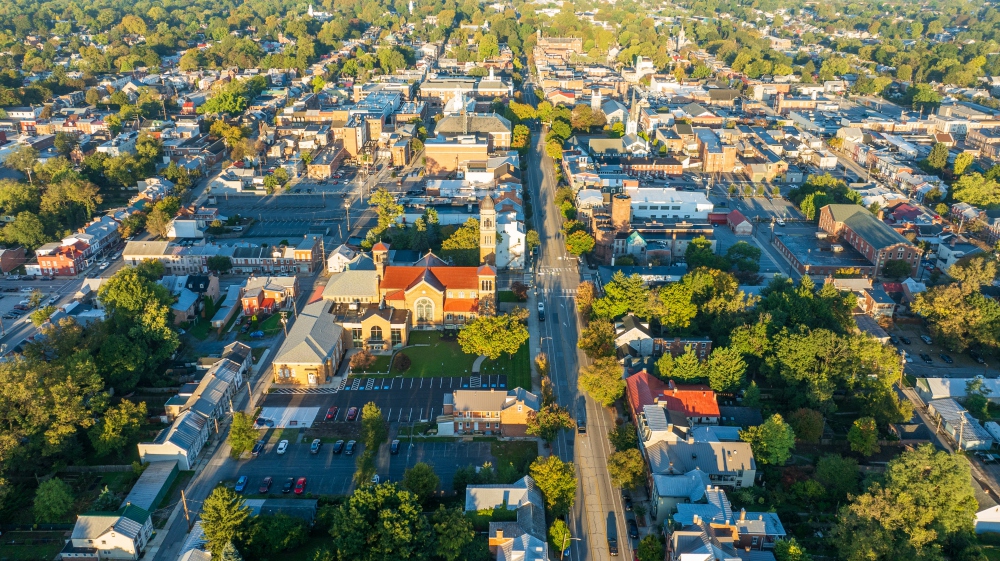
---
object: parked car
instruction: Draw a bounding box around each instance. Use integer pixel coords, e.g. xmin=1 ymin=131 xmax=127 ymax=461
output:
xmin=345 ymin=440 xmax=357 ymax=455
xmin=390 ymin=439 xmax=400 ymax=455
xmin=252 ymin=440 xmax=266 ymax=457
xmin=294 ymin=477 xmax=307 ymax=495
xmin=889 ymin=336 xmax=899 ymax=345
xmin=249 ymin=330 xmax=265 ymax=339
xmin=621 ymin=490 xmax=632 ymax=511
xmin=920 ymin=335 xmax=933 ymax=344
xmin=940 ymin=354 xmax=954 ymax=364
xmin=971 ymin=350 xmax=986 ymax=364
xmin=276 ymin=439 xmax=289 ymax=454
xmin=920 ymin=354 xmax=933 ymax=364
xmin=899 ymin=336 xmax=912 ymax=345
xmin=901 ymin=351 xmax=913 ymax=363
xmin=326 ymin=406 xmax=339 ymax=420
xmin=282 ymin=477 xmax=295 ymax=493
xmin=234 ymin=476 xmax=248 ymax=493
xmin=627 ymin=519 xmax=639 ymax=539
xmin=346 ymin=407 xmax=359 ymax=421
xmin=537 ymin=301 xmax=545 ymax=322
xmin=310 ymin=439 xmax=322 ymax=454
xmin=258 ymin=477 xmax=272 ymax=493
xmin=333 ymin=439 xmax=345 ymax=454
xmin=371 ymin=474 xmax=380 ymax=485
xmin=608 ymin=537 xmax=619 ymax=556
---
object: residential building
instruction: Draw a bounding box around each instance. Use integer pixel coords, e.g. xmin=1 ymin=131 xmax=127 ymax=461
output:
xmin=241 ymin=276 xmax=299 ymax=315
xmin=440 ymin=387 xmax=540 ymax=436
xmin=465 ymin=476 xmax=548 ymax=561
xmin=0 ymin=247 xmax=25 ymax=273
xmin=614 ymin=315 xmax=713 ymax=361
xmin=271 ymin=300 xmax=349 ymax=385
xmin=696 ymin=128 xmax=737 ymax=173
xmin=926 ymin=398 xmax=994 ymax=450
xmin=647 ymin=435 xmax=756 ymax=489
xmin=60 ymin=505 xmax=153 ymax=561
xmin=37 ymin=242 xmax=87 ymax=276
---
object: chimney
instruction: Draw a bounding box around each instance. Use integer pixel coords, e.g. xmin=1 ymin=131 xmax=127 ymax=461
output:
xmin=692 ymin=514 xmax=701 ymax=525
xmin=739 ymin=508 xmax=746 ymax=521
xmin=496 ymin=529 xmax=503 ymax=540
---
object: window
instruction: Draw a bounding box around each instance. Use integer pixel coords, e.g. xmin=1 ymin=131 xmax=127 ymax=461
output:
xmin=638 ymin=205 xmax=648 ymax=210
xmin=415 ymin=298 xmax=434 ymax=322
xmin=649 ymin=205 xmax=658 ymax=210
xmin=672 ymin=205 xmax=681 ymax=210
xmin=517 ymin=405 xmax=522 ymax=412
xmin=391 ymin=329 xmax=402 ymax=346
xmin=752 ymin=537 xmax=759 ymax=546
xmin=459 ymin=291 xmax=464 ymax=298
xmin=446 ymin=313 xmax=453 ymax=320
xmin=352 ymin=328 xmax=363 ymax=345
xmin=447 ymin=291 xmax=452 ymax=297
xmin=370 ymin=326 xmax=383 ymax=341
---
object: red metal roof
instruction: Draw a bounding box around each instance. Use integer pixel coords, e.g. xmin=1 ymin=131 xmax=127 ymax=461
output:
xmin=625 ymin=370 xmax=721 ymax=421
xmin=380 ymin=266 xmax=481 ymax=291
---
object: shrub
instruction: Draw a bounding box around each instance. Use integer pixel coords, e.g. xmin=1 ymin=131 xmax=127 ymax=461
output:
xmin=350 ymin=350 xmax=376 ymax=370
xmin=510 ymin=281 xmax=528 ymax=301
xmin=393 ymin=352 xmax=411 ymax=372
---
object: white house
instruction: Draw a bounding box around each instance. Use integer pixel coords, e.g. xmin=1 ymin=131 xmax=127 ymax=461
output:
xmin=977 ymin=506 xmax=1000 ymax=534
xmin=60 ymin=504 xmax=153 ymax=561
xmin=495 ymin=217 xmax=526 ymax=269
xmin=327 ymin=244 xmax=359 ymax=273
xmin=136 ymin=409 xmax=210 ymax=470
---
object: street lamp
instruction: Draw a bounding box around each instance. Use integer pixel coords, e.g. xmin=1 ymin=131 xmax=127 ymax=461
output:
xmin=345 ymin=201 xmax=351 ymax=231
xmin=560 ymin=535 xmax=581 ymax=560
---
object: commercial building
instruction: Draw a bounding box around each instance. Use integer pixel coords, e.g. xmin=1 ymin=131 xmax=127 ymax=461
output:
xmin=818 ymin=204 xmax=921 ymax=278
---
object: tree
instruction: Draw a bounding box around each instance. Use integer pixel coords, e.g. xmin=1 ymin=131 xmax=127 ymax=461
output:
xmin=361 ymin=402 xmax=388 ymax=449
xmin=564 ymin=230 xmax=595 ymax=256
xmin=964 ymin=378 xmax=991 ymax=420
xmin=54 ymin=132 xmax=78 ymax=158
xmin=607 ymin=448 xmax=646 ymax=490
xmin=577 ymin=319 xmax=616 ymax=359
xmin=834 ymin=444 xmax=978 ymax=561
xmin=685 ymin=236 xmax=728 ymax=270
xmin=229 ymin=412 xmax=259 ymax=458
xmin=526 ymin=230 xmax=540 ymax=252
xmin=329 ymin=483 xmax=432 ymax=560
xmin=609 ymin=423 xmax=639 ymax=451
xmin=432 ymin=506 xmax=475 ymax=561
xmin=90 ymin=400 xmax=147 ymax=457
xmin=952 ymin=173 xmax=1000 ymax=208
xmin=591 ymin=272 xmax=648 ymax=320
xmin=201 ymin=487 xmax=250 ymax=555
xmin=953 ymin=152 xmax=975 ymax=176
xmin=815 ymin=454 xmax=860 ymax=502
xmin=4 ymin=145 xmax=39 ymax=184
xmin=29 ymin=305 xmax=56 ymax=326
xmin=549 ymin=519 xmax=572 ymax=556
xmin=576 ymin=281 xmax=596 ymax=318
xmin=787 ymin=408 xmax=824 ymax=444
xmin=882 ymin=259 xmax=912 ymax=280
xmin=220 ymin=541 xmax=244 ymax=561
xmin=925 ymin=142 xmax=949 ymax=171
xmin=743 ymin=380 xmax=762 ymax=408
xmin=847 ymin=416 xmax=880 ymax=456
xmin=207 ymin=255 xmax=233 ymax=275
xmin=529 ymin=455 xmax=577 ymax=517
xmin=706 ymin=347 xmax=746 ymax=392
xmin=637 ymin=534 xmax=665 ymax=561
xmin=527 ymin=403 xmax=574 ymax=442
xmin=34 ymin=477 xmax=74 ymax=522
xmin=655 ymin=348 xmax=705 ymax=382
xmin=439 ymin=217 xmax=480 ymax=265
xmin=740 ymin=413 xmax=795 ymax=465
xmin=402 ymin=462 xmax=439 ymax=505
xmin=243 ymin=514 xmax=309 ymax=559
xmin=145 ymin=206 xmax=172 ymax=238
xmin=774 ymin=538 xmax=812 ymax=561
xmin=369 ymin=187 xmax=404 ymax=233
xmin=458 ymin=314 xmax=529 ymax=360
xmin=579 ymin=357 xmax=626 ymax=407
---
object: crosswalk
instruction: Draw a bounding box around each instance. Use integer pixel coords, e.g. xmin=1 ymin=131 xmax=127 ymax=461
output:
xmin=538 ymin=288 xmax=578 ymax=296
xmin=270 ymin=387 xmax=340 ymax=395
xmin=271 ymin=375 xmax=510 ymax=395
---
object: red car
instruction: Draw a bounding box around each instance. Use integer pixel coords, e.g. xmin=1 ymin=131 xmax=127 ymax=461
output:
xmin=258 ymin=477 xmax=272 ymax=494
xmin=346 ymin=407 xmax=359 ymax=421
xmin=294 ymin=477 xmax=307 ymax=495
xmin=325 ymin=406 xmax=338 ymax=420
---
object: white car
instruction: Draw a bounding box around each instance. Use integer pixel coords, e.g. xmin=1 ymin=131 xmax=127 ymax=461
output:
xmin=901 ymin=351 xmax=913 ymax=363
xmin=276 ymin=440 xmax=289 ymax=454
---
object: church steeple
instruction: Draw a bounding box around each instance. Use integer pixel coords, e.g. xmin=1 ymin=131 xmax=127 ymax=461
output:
xmin=479 ymin=195 xmax=496 ymax=266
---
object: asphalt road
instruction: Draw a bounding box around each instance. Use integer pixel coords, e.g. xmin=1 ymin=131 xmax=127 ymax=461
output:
xmin=524 ymin=81 xmax=634 ymax=561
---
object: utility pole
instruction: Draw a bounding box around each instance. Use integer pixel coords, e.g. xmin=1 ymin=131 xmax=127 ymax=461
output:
xmin=280 ymin=311 xmax=289 ymax=336
xmin=181 ymin=490 xmax=192 ymax=531
xmin=958 ymin=416 xmax=966 ymax=452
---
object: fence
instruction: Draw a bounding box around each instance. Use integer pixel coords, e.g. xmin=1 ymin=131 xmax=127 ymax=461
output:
xmin=61 ymin=465 xmax=133 ymax=473
xmin=0 ymin=523 xmax=73 ymax=531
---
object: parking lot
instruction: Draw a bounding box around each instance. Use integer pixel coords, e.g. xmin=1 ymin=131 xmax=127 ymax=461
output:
xmin=0 ymin=288 xmax=59 ymax=324
xmin=892 ymin=325 xmax=994 ymax=378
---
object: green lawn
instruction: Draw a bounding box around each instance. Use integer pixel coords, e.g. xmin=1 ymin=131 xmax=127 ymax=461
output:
xmin=188 ymin=320 xmax=213 ymax=340
xmin=258 ymin=313 xmax=283 ymax=333
xmin=491 ymin=440 xmax=538 ymax=477
xmin=498 ymin=290 xmax=525 ymax=303
xmin=394 ymin=331 xmax=478 ymax=377
xmin=0 ymin=532 xmax=65 ymax=561
xmin=480 ymin=342 xmax=532 ymax=390
xmin=353 ymin=354 xmax=392 ymax=375
xmin=251 ymin=347 xmax=267 ymax=362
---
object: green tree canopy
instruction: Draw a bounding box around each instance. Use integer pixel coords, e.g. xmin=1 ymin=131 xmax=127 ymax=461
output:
xmin=34 ymin=477 xmax=74 ymax=522
xmin=329 ymin=483 xmax=432 ymax=560
xmin=526 ymin=403 xmax=574 ymax=442
xmin=579 ymin=357 xmax=627 ymax=407
xmin=529 ymin=455 xmax=577 ymax=517
xmin=200 ymin=487 xmax=250 ymax=555
xmin=402 ymin=462 xmax=439 ymax=506
xmin=740 ymin=413 xmax=795 ymax=465
xmin=458 ymin=314 xmax=529 ymax=360
xmin=607 ymin=448 xmax=646 ymax=490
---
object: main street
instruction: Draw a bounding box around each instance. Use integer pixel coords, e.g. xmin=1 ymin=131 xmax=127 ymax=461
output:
xmin=525 ymin=82 xmax=633 ymax=561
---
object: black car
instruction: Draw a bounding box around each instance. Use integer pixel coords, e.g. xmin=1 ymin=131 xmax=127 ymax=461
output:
xmin=889 ymin=336 xmax=899 ymax=345
xmin=251 ymin=440 xmax=266 ymax=457
xmin=608 ymin=537 xmax=619 ymax=556
xmin=282 ymin=477 xmax=295 ymax=493
xmin=332 ymin=439 xmax=345 ymax=454
xmin=627 ymin=519 xmax=639 ymax=539
xmin=920 ymin=353 xmax=933 ymax=364
xmin=390 ymin=439 xmax=400 ymax=455
xmin=622 ymin=491 xmax=632 ymax=511
xmin=971 ymin=350 xmax=986 ymax=364
xmin=940 ymin=354 xmax=954 ymax=364
xmin=899 ymin=336 xmax=912 ymax=345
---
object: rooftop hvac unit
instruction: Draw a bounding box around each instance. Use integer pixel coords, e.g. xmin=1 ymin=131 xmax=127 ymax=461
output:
xmin=831 ymin=244 xmax=844 ymax=252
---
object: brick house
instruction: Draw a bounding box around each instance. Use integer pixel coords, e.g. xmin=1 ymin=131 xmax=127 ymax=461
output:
xmin=818 ymin=204 xmax=921 ymax=278
xmin=0 ymin=247 xmax=25 ymax=273
xmin=443 ymin=388 xmax=540 ymax=436
xmin=241 ymin=276 xmax=298 ymax=315
xmin=37 ymin=242 xmax=88 ymax=276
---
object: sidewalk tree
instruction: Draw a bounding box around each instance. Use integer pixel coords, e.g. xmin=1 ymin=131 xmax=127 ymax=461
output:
xmin=740 ymin=413 xmax=795 ymax=465
xmin=201 ymin=487 xmax=250 ymax=555
xmin=30 ymin=305 xmax=56 ymax=326
xmin=579 ymin=357 xmax=626 ymax=407
xmin=527 ymin=403 xmax=574 ymax=442
xmin=564 ymin=230 xmax=595 ymax=256
xmin=207 ymin=255 xmax=233 ymax=275
xmin=432 ymin=506 xmax=476 ymax=561
xmin=458 ymin=314 xmax=529 ymax=360
xmin=402 ymin=462 xmax=439 ymax=506
xmin=637 ymin=534 xmax=665 ymax=561
xmin=529 ymin=455 xmax=577 ymax=517
xmin=925 ymin=142 xmax=949 ymax=171
xmin=607 ymin=448 xmax=645 ymax=490
xmin=575 ymin=280 xmax=596 ymax=319
xmin=228 ymin=412 xmax=258 ymax=458
xmin=577 ymin=319 xmax=616 ymax=359
xmin=609 ymin=423 xmax=639 ymax=451
xmin=548 ymin=519 xmax=572 ymax=555
xmin=369 ymin=187 xmax=404 ymax=233
xmin=847 ymin=416 xmax=880 ymax=456
xmin=33 ymin=477 xmax=74 ymax=522
xmin=329 ymin=482 xmax=432 ymax=560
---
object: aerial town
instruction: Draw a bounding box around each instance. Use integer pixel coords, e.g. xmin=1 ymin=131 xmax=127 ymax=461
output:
xmin=2 ymin=0 xmax=1000 ymax=560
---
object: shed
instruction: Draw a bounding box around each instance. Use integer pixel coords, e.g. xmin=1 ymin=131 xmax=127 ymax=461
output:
xmin=121 ymin=460 xmax=178 ymax=512
xmin=977 ymin=506 xmax=1000 ymax=534
xmin=727 ymin=210 xmax=753 ymax=236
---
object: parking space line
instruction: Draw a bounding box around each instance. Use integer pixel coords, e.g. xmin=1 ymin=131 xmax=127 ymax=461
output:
xmin=420 ymin=378 xmax=423 ymax=388
xmin=390 ymin=378 xmax=395 ymax=389
xmin=387 ymin=407 xmax=392 ymax=420
xmin=408 ymin=408 xmax=412 ymax=422
xmin=397 ymin=409 xmax=403 ymax=422
xmin=410 ymin=378 xmax=414 ymax=389
xmin=450 ymin=378 xmax=454 ymax=388
xmin=418 ymin=408 xmax=424 ymax=421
